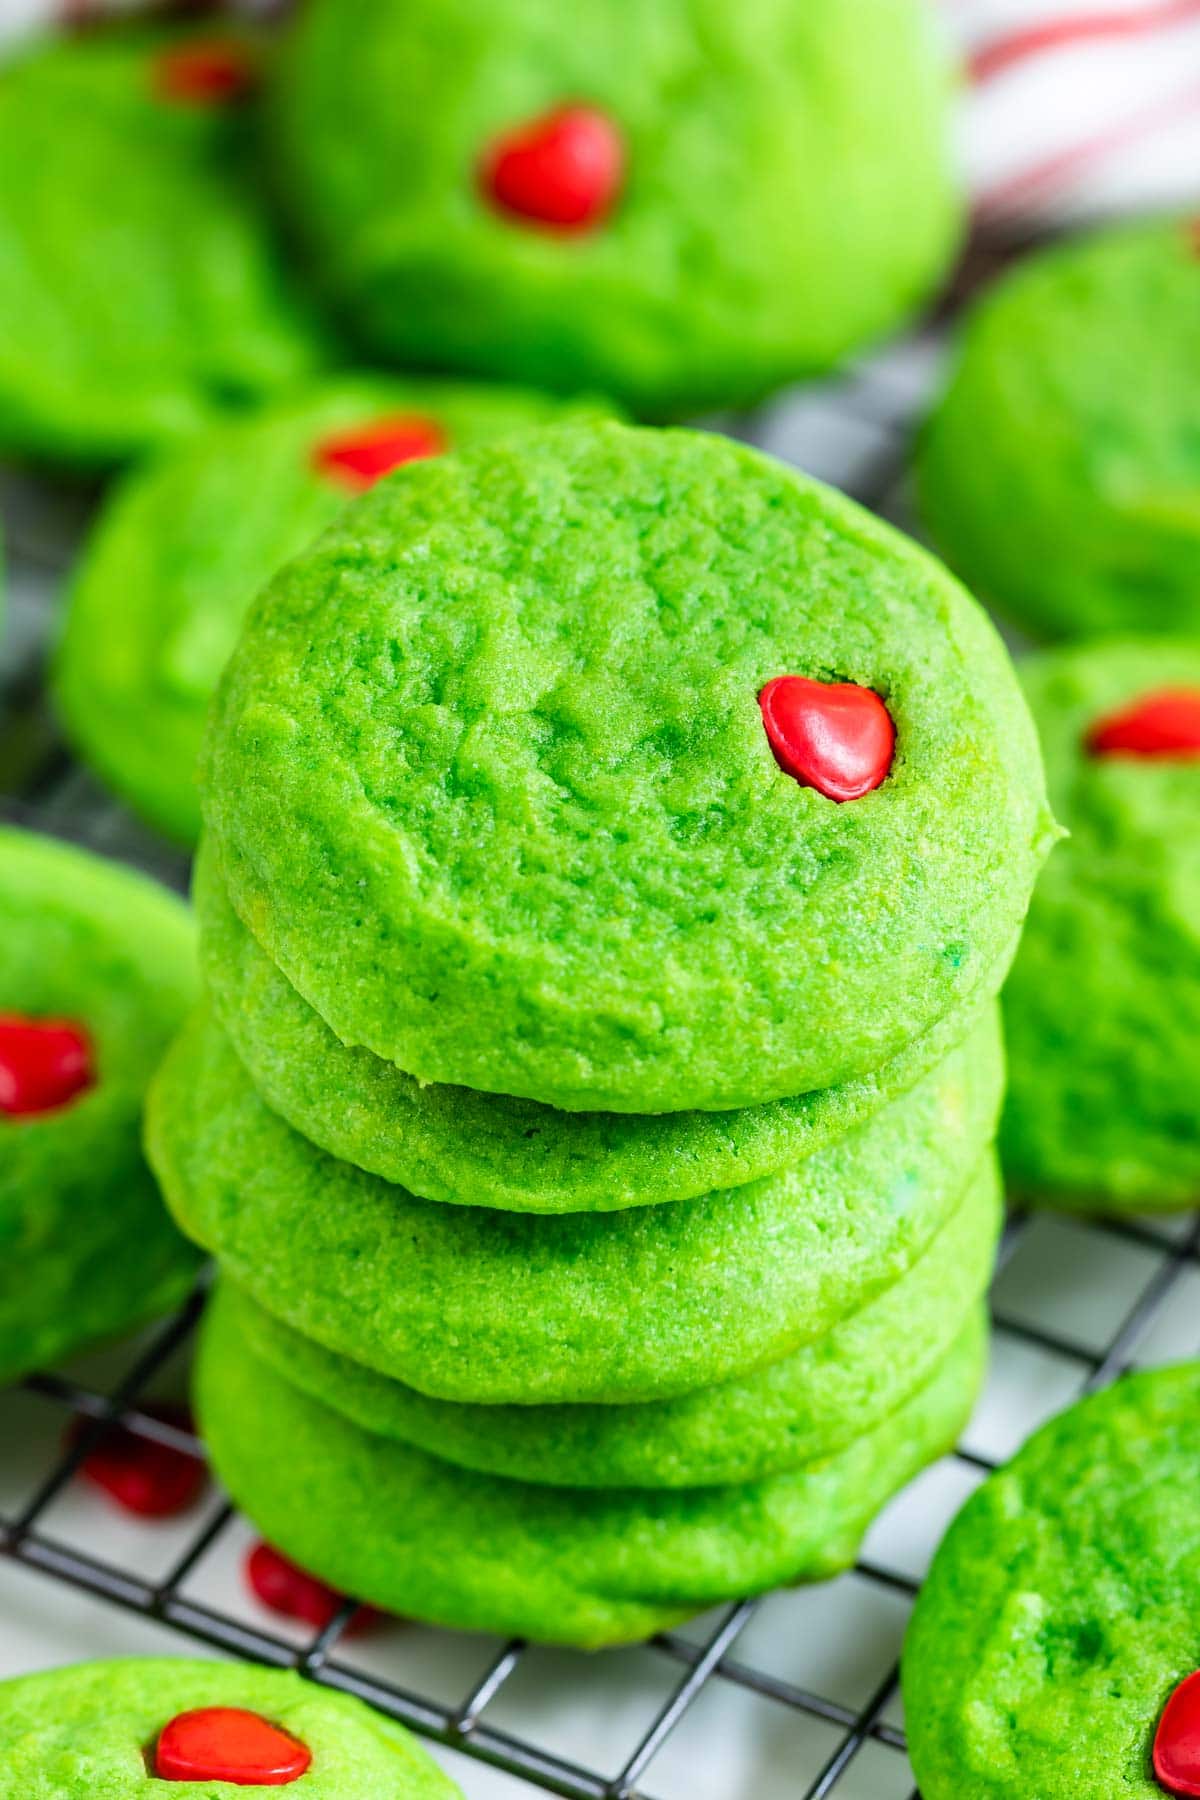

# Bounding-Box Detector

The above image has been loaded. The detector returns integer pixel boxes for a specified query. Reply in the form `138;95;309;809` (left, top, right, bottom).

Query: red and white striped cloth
952;0;1200;229
3;0;1199;235
0;0;276;41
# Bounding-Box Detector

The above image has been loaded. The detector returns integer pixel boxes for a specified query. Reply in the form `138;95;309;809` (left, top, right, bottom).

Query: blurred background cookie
918;219;1200;640
0;22;326;471
1002;637;1200;1211
267;0;963;417
0;825;197;1381
54;377;615;842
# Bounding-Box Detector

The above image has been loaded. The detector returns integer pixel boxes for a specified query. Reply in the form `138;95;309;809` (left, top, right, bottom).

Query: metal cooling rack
3;323;1198;1800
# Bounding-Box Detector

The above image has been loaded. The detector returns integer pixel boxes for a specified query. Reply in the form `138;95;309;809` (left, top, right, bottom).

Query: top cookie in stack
200;422;1050;1116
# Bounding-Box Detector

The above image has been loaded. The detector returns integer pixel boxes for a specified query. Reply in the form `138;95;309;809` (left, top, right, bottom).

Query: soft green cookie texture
0;25;325;469
268;0;962;418
149;1003;1002;1405
202;423;1052;1114
903;1363;1200;1799
1002;638;1200;1210
0;828;198;1382
196;839;1011;1213
0;1657;460;1798
226;1158;999;1489
55;378;611;844
150;1000;1000;1406
199;1291;985;1648
918;218;1200;640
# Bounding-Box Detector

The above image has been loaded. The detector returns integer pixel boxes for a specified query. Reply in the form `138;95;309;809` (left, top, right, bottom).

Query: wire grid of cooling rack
3;310;1198;1800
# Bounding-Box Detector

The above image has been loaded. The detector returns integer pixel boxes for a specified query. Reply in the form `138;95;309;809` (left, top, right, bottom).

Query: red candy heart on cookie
481;105;623;231
153;41;257;107
314;417;447;490
1155;1670;1200;1796
1087;688;1200;759
0;1015;93;1118
759;676;895;801
246;1541;375;1635
154;1708;311;1785
71;1405;206;1519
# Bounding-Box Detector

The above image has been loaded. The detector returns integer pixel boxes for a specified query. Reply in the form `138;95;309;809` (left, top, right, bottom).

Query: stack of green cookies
147;421;1055;1648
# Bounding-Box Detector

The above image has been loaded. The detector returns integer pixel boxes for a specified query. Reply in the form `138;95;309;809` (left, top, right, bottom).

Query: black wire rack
3;321;1198;1800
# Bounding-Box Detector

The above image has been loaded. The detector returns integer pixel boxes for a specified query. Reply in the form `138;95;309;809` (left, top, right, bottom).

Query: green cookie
199;1291;985;1649
226;1155;999;1489
0;827;198;1383
918;218;1200;640
903;1364;1200;1800
268;0;961;419
1002;638;1200;1210
203;422;1052;1114
196;838;1013;1213
0;1657;460;1797
0;25;325;470
147;1003;1002;1405
56;379;614;844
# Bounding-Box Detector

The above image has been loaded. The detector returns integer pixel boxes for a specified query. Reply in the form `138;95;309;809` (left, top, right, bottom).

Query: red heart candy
759;676;895;802
1155;1670;1200;1796
246;1541;374;1635
0;1015;93;1118
154;1708;311;1786
313;416;448;491
1087;688;1200;759
71;1404;207;1519
153;41;258;107
481;105;624;231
